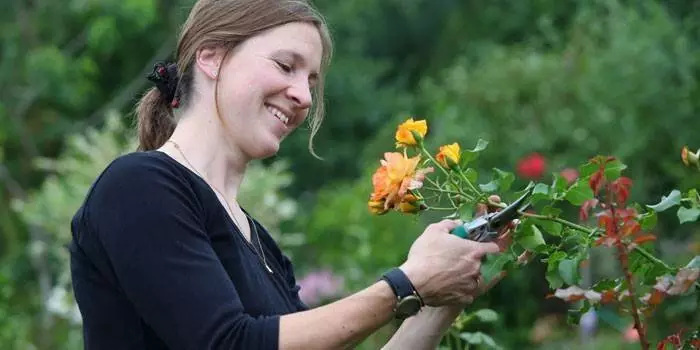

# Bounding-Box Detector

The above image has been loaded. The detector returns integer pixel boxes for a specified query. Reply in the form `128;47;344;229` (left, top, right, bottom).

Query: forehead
243;22;323;72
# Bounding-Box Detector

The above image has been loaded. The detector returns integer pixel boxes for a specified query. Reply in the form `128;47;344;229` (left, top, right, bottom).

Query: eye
275;60;293;73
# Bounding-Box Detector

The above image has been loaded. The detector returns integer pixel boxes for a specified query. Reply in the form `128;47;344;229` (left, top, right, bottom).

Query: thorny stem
456;168;484;199
608;198;649;350
521;212;689;281
419;146;482;198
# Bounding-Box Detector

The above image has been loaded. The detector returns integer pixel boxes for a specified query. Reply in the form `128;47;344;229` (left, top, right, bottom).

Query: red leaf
634;234;656;244
621;221;641;237
600;290;617;304
667;268;700;295
589;169;605;195
579;199;599;221
598;212;616;237
552;286;602;303
641;289;665;306
611;177;633;205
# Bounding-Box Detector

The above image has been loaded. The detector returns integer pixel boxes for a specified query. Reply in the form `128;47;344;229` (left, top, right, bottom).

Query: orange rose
368;199;388;215
395;118;428;148
369;152;433;212
436;143;461;169
398;194;424;214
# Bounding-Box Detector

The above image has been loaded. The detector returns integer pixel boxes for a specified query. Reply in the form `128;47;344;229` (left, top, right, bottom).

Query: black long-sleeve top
69;151;308;349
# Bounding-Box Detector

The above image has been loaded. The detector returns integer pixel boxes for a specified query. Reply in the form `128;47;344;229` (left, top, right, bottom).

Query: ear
195;46;224;80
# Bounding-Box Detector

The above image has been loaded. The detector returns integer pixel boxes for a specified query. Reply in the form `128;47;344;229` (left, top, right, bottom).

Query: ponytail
135;62;180;151
135;87;176;151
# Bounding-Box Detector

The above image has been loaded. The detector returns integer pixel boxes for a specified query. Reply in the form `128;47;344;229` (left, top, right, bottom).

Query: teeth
266;105;289;125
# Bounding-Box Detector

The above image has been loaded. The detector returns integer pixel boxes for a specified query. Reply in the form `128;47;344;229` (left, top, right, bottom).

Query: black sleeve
280;253;309;311
84;155;279;350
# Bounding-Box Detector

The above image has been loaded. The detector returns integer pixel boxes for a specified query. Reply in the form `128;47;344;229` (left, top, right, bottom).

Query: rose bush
368;118;700;349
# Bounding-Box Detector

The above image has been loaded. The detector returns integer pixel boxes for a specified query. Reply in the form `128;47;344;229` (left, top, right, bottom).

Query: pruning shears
450;188;533;242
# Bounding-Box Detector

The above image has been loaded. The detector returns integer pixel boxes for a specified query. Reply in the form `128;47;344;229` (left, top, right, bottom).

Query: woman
69;0;505;349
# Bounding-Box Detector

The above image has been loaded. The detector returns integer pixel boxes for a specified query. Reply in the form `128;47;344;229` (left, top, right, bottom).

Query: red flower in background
560;168;579;184
517;153;546;179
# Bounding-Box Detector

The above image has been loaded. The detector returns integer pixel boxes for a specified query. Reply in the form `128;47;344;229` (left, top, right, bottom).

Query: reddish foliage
657;330;684;350
611;177;633;205
579;199;599;221
517;153;546;179
589;170;605;195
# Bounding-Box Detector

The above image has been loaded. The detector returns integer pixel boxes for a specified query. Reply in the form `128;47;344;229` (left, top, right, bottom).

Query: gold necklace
166;140;273;274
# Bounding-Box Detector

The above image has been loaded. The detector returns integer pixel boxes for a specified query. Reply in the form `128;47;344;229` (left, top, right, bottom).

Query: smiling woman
68;1;506;349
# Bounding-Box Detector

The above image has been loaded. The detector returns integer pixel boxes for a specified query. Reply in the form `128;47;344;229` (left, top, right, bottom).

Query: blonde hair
135;0;333;157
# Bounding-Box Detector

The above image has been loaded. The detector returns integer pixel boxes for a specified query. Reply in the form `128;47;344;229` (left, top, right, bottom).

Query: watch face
396;295;422;319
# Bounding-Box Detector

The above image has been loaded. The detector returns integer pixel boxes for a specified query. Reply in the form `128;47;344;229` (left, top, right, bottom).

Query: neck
161;108;248;202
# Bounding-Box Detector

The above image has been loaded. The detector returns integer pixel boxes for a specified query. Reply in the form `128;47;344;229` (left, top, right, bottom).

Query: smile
266;105;289;125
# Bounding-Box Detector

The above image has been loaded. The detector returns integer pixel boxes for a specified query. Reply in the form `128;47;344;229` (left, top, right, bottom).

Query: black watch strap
380;267;422;303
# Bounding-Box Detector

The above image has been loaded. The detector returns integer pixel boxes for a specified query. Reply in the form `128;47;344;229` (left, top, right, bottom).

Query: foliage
3;0;700;348
367;117;700;349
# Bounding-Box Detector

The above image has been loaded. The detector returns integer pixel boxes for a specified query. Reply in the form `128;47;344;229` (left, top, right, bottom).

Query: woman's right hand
399;219;501;306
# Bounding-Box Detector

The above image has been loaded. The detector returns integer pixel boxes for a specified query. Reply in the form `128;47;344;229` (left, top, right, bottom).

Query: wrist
398;262;425;296
380;267;424;319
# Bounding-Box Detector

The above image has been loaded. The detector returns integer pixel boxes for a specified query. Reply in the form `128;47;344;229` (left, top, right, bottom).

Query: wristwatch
380;267;424;320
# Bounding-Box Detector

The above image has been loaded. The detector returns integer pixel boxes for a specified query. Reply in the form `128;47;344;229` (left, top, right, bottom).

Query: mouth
265;104;290;126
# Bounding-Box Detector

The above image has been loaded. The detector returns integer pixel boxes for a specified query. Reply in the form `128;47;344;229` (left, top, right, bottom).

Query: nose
286;81;313;110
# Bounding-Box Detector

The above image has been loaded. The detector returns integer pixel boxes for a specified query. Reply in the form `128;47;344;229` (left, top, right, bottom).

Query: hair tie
147;61;180;108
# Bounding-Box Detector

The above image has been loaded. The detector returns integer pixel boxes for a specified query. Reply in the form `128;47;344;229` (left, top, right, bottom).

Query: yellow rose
395;118;428;148
436;143;461;169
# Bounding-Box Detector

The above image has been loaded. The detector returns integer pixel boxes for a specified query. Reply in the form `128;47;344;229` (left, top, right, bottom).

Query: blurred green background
1;0;699;349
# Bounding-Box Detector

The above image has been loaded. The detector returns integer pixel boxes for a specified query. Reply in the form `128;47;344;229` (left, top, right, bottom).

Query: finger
466;241;501;260
461;295;474;305
430;219;462;232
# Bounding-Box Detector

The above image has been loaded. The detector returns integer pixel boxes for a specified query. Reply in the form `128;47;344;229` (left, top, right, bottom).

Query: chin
248;141;281;160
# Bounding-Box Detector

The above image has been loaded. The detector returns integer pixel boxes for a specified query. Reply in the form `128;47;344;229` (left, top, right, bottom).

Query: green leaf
479;181;498;193
517;225;546;251
530;218;563;237
579;158;627;180
550;174;569;199
470;139;489;152
677;206;700;224
558;259;580;285
686;256;700;269
472;309;499;323
647;190;682;212
545;251;567;289
460;139;489;166
564;182;594;206
463;168;478;183
493;168;514;192
460;332;499;348
541;205;562;217
478;168;514;193
638;210;657;231
458;204;474;222
689;189;700;205
531;183;550;203
480;253;514;284
591;279;618;292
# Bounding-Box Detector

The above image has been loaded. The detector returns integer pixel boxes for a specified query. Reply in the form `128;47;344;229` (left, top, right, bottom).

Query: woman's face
213;21;323;160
